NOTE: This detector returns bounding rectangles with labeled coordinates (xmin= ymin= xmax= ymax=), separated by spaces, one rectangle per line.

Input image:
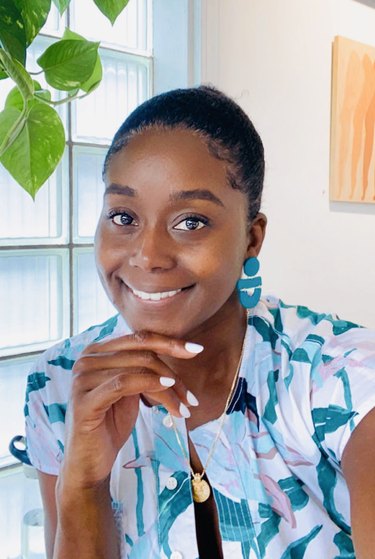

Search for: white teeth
xmin=131 ymin=287 xmax=182 ymax=301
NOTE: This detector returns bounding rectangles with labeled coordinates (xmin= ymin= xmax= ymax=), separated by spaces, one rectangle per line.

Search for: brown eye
xmin=112 ymin=213 xmax=134 ymax=226
xmin=174 ymin=217 xmax=208 ymax=231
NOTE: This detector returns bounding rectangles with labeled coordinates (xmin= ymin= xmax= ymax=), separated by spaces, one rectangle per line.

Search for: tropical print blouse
xmin=25 ymin=296 xmax=375 ymax=558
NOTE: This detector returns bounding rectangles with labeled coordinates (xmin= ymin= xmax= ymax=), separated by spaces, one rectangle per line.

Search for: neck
xmin=162 ymin=294 xmax=248 ymax=397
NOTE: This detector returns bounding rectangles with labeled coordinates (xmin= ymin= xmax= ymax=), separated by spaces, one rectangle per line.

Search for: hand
xmin=60 ymin=331 xmax=202 ymax=489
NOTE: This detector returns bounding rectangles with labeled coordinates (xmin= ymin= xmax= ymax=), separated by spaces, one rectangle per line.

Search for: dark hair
xmin=103 ymin=85 xmax=264 ymax=221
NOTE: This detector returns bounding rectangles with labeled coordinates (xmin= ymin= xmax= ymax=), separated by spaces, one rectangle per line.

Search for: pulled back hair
xmin=103 ymin=85 xmax=265 ymax=222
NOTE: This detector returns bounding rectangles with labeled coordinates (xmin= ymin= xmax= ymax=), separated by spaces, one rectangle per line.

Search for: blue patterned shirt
xmin=25 ymin=296 xmax=375 ymax=558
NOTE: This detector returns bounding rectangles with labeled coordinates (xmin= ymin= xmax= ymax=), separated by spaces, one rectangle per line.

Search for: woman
xmin=25 ymin=86 xmax=375 ymax=559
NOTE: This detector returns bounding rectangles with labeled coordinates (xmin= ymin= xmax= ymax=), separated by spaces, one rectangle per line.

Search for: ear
xmin=245 ymin=212 xmax=267 ymax=258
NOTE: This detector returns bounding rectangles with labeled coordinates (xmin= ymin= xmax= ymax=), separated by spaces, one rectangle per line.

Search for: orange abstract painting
xmin=330 ymin=36 xmax=375 ymax=203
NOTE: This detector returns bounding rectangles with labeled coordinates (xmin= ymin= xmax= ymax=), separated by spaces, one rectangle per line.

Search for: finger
xmin=84 ymin=372 xmax=176 ymax=417
xmin=74 ymin=360 xmax=198 ymax=413
xmin=142 ymin=388 xmax=193 ymax=419
xmin=82 ymin=331 xmax=204 ymax=359
xmin=74 ymin=350 xmax=179 ymax=376
xmin=86 ymin=373 xmax=190 ymax=420
xmin=73 ymin=352 xmax=179 ymax=391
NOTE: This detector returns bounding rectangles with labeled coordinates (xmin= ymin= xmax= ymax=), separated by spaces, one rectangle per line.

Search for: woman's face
xmin=95 ymin=127 xmax=266 ymax=338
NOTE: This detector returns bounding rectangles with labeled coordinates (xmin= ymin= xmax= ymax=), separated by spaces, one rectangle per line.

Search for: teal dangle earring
xmin=236 ymin=257 xmax=262 ymax=308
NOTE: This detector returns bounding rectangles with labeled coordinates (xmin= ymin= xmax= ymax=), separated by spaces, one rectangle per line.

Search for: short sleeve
xmin=23 ymin=314 xmax=124 ymax=476
xmin=24 ymin=353 xmax=66 ymax=475
xmin=310 ymin=324 xmax=375 ymax=465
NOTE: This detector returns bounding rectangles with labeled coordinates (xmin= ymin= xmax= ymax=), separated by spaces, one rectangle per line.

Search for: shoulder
xmin=25 ymin=314 xmax=131 ymax=473
xmin=247 ymin=295 xmax=373 ymax=364
xmin=241 ymin=297 xmax=375 ymax=463
xmin=242 ymin=295 xmax=375 ymax=408
xmin=36 ymin=313 xmax=128 ymax=369
xmin=250 ymin=295 xmax=359 ymax=342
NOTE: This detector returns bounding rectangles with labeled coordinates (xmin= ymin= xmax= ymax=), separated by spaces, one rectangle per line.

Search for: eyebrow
xmin=105 ymin=184 xmax=136 ymax=197
xmin=105 ymin=183 xmax=225 ymax=207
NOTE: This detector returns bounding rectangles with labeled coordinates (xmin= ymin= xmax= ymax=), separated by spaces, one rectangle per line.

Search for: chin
xmin=129 ymin=314 xmax=183 ymax=335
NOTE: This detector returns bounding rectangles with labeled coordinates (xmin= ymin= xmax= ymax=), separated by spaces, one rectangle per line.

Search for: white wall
xmin=200 ymin=0 xmax=375 ymax=327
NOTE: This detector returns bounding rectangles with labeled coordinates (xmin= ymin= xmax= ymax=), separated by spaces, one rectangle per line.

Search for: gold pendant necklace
xmin=170 ymin=321 xmax=247 ymax=504
xmin=191 ymin=473 xmax=211 ymax=503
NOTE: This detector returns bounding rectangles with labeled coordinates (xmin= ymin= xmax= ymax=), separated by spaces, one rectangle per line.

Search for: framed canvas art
xmin=330 ymin=36 xmax=375 ymax=203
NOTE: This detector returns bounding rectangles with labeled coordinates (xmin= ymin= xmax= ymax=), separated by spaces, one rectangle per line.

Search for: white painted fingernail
xmin=179 ymin=403 xmax=191 ymax=418
xmin=185 ymin=342 xmax=204 ymax=354
xmin=160 ymin=377 xmax=176 ymax=387
xmin=186 ymin=390 xmax=199 ymax=407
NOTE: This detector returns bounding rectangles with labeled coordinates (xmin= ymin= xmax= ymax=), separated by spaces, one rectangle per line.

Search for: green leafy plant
xmin=0 ymin=0 xmax=129 ymax=198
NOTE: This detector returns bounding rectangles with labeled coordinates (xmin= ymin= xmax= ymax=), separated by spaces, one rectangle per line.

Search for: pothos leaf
xmin=13 ymin=0 xmax=51 ymax=46
xmin=0 ymin=49 xmax=34 ymax=100
xmin=0 ymin=0 xmax=26 ymax=63
xmin=52 ymin=0 xmax=71 ymax=15
xmin=0 ymin=101 xmax=65 ymax=198
xmin=5 ymin=81 xmax=51 ymax=111
xmin=62 ymin=28 xmax=103 ymax=93
xmin=37 ymin=38 xmax=99 ymax=91
xmin=93 ymin=0 xmax=130 ymax=25
xmin=62 ymin=28 xmax=86 ymax=41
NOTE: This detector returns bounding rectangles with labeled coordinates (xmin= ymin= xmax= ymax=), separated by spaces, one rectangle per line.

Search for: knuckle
xmin=172 ymin=375 xmax=183 ymax=390
xmin=80 ymin=342 xmax=97 ymax=356
xmin=133 ymin=330 xmax=149 ymax=345
xmin=72 ymin=355 xmax=92 ymax=374
xmin=141 ymin=350 xmax=155 ymax=365
xmin=72 ymin=360 xmax=83 ymax=375
xmin=111 ymin=375 xmax=124 ymax=392
xmin=169 ymin=338 xmax=181 ymax=351
xmin=70 ymin=374 xmax=83 ymax=397
xmin=137 ymin=366 xmax=150 ymax=377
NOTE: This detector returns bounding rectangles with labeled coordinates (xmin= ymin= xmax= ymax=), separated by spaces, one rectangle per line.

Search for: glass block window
xmin=70 ymin=0 xmax=150 ymax=52
xmin=0 ymin=155 xmax=68 ymax=245
xmin=0 ymin=0 xmax=152 ymax=467
xmin=71 ymin=49 xmax=150 ymax=143
xmin=73 ymin=146 xmax=107 ymax=241
xmin=0 ymin=250 xmax=69 ymax=357
xmin=73 ymin=248 xmax=115 ymax=333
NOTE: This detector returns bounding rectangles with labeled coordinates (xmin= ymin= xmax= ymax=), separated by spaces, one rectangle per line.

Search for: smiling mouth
xmin=127 ymin=284 xmax=194 ymax=302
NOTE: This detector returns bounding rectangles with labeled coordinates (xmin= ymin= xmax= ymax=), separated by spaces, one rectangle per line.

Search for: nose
xmin=128 ymin=226 xmax=176 ymax=272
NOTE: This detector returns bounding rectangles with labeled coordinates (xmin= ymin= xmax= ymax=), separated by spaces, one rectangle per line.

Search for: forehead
xmin=105 ymin=128 xmax=248 ymax=216
xmin=106 ymin=127 xmax=227 ymax=184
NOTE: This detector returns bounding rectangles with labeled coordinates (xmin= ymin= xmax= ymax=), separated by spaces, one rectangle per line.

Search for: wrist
xmin=56 ymin=469 xmax=111 ymax=507
xmin=57 ymin=446 xmax=112 ymax=487
xmin=53 ymin=473 xmax=120 ymax=559
xmin=55 ymin=473 xmax=114 ymax=542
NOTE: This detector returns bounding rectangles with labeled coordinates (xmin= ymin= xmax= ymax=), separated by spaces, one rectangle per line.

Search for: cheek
xmin=94 ymin=227 xmax=105 ymax=270
xmin=187 ymin=242 xmax=243 ymax=290
xmin=94 ymin=225 xmax=120 ymax=277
